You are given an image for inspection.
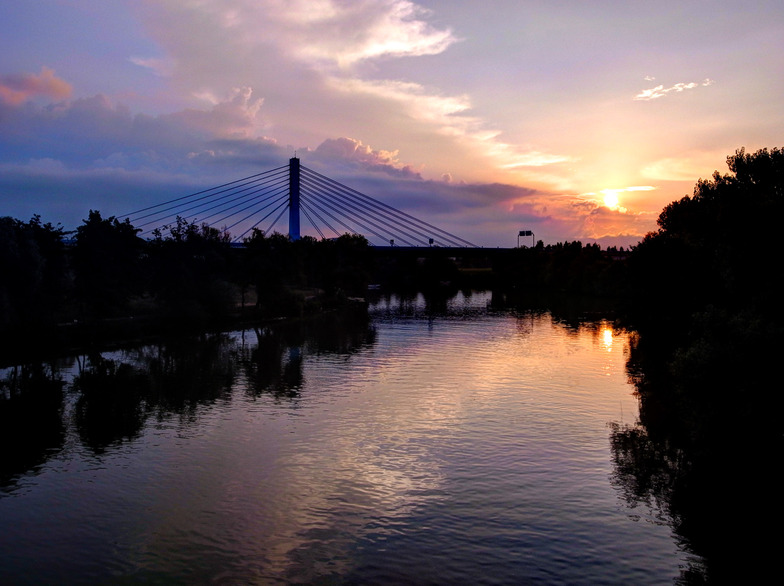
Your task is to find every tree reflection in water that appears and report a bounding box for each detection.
[240,309,375,399]
[609,331,780,584]
[73,334,238,452]
[2,309,376,486]
[1,363,66,489]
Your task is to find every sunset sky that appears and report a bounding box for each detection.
[1,0,782,247]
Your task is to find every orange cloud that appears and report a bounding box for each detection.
[0,67,72,106]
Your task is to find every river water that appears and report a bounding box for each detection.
[1,291,698,584]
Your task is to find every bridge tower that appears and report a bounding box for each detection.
[288,157,301,241]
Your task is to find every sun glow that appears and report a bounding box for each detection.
[601,189,620,209]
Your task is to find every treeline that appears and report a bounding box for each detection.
[1,211,373,339]
[0,209,633,341]
[492,240,627,301]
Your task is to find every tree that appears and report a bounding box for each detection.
[72,210,144,318]
[314,233,372,296]
[146,217,235,319]
[629,147,783,323]
[0,215,70,329]
[241,229,292,314]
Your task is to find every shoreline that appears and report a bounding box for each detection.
[0,299,369,368]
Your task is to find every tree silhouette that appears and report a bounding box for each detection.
[72,210,144,318]
[628,147,783,325]
[0,215,70,330]
[146,217,235,320]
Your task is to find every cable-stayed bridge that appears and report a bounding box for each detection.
[122,158,477,248]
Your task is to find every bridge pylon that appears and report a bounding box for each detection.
[288,157,300,241]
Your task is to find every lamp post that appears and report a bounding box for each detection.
[518,230,534,248]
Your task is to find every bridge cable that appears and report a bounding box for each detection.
[121,165,287,221]
[220,191,290,234]
[301,186,416,246]
[233,195,290,242]
[300,197,362,239]
[136,176,289,233]
[204,184,289,230]
[302,165,476,247]
[299,203,328,240]
[301,170,442,245]
[131,172,288,234]
[301,174,425,245]
[264,204,289,237]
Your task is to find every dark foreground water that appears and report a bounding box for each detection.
[1,292,700,584]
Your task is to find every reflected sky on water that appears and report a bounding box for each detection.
[1,292,698,584]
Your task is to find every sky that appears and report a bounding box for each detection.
[1,0,782,248]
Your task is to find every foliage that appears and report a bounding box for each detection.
[242,230,373,316]
[0,215,70,328]
[72,210,144,318]
[626,147,783,402]
[147,217,235,320]
[493,240,625,301]
[629,147,783,324]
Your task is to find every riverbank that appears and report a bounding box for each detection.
[0,292,369,367]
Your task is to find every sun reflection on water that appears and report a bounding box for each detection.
[601,324,614,352]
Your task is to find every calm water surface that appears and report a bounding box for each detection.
[1,292,695,584]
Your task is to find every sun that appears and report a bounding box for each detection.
[601,189,620,209]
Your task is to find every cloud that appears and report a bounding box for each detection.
[0,85,289,229]
[326,77,477,143]
[0,87,271,171]
[313,137,422,179]
[1,5,660,248]
[497,151,572,168]
[580,185,656,210]
[578,201,658,243]
[130,1,566,179]
[129,56,177,77]
[165,87,265,139]
[141,0,457,71]
[283,0,458,67]
[0,82,643,247]
[633,78,714,101]
[329,77,569,170]
[641,154,723,182]
[0,67,72,106]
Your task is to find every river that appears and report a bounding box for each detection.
[0,291,700,584]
